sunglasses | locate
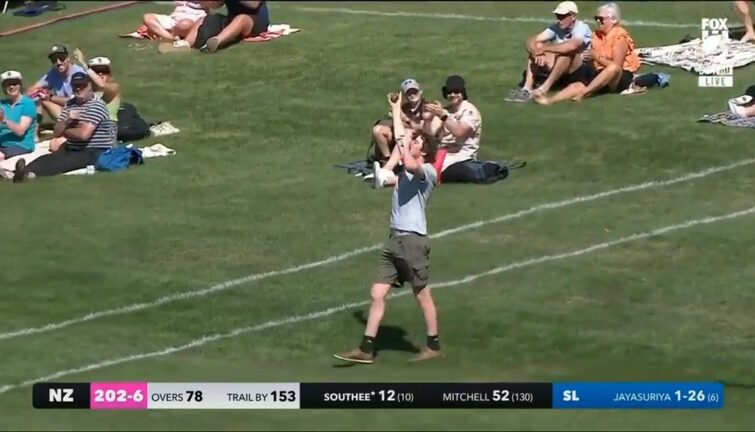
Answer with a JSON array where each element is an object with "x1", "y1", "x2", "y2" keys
[
  {"x1": 446, "y1": 88, "x2": 463, "y2": 95},
  {"x1": 555, "y1": 13, "x2": 572, "y2": 20},
  {"x1": 50, "y1": 55, "x2": 67, "y2": 63},
  {"x1": 594, "y1": 15, "x2": 610, "y2": 23},
  {"x1": 2, "y1": 80, "x2": 21, "y2": 87}
]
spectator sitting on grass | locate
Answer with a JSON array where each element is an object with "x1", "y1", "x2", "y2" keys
[
  {"x1": 167, "y1": 0, "x2": 270, "y2": 53},
  {"x1": 142, "y1": 1, "x2": 208, "y2": 41},
  {"x1": 0, "y1": 71, "x2": 37, "y2": 161},
  {"x1": 371, "y1": 78, "x2": 433, "y2": 167},
  {"x1": 72, "y1": 49, "x2": 121, "y2": 124},
  {"x1": 506, "y1": 1, "x2": 593, "y2": 102},
  {"x1": 535, "y1": 2, "x2": 641, "y2": 105},
  {"x1": 13, "y1": 72, "x2": 116, "y2": 183},
  {"x1": 373, "y1": 75, "x2": 482, "y2": 188},
  {"x1": 26, "y1": 44, "x2": 86, "y2": 123}
]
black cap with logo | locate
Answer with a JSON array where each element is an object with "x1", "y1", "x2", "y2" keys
[{"x1": 48, "y1": 44, "x2": 68, "y2": 58}]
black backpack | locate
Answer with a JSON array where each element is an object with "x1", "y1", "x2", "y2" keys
[{"x1": 117, "y1": 102, "x2": 150, "y2": 142}]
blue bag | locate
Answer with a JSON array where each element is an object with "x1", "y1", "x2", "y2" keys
[{"x1": 96, "y1": 144, "x2": 144, "y2": 172}]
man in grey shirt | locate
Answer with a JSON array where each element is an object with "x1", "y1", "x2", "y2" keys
[{"x1": 335, "y1": 91, "x2": 442, "y2": 364}]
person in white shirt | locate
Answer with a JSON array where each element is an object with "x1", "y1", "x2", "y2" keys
[{"x1": 506, "y1": 1, "x2": 593, "y2": 102}]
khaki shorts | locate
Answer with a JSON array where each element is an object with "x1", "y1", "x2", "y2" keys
[{"x1": 375, "y1": 232, "x2": 430, "y2": 290}]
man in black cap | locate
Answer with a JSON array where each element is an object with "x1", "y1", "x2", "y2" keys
[
  {"x1": 423, "y1": 75, "x2": 482, "y2": 173},
  {"x1": 13, "y1": 72, "x2": 116, "y2": 182},
  {"x1": 27, "y1": 44, "x2": 86, "y2": 122}
]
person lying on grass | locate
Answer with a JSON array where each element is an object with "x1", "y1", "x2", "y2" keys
[
  {"x1": 534, "y1": 2, "x2": 641, "y2": 105},
  {"x1": 728, "y1": 84, "x2": 755, "y2": 118}
]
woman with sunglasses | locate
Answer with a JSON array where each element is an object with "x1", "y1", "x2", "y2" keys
[
  {"x1": 73, "y1": 49, "x2": 121, "y2": 124},
  {"x1": 535, "y1": 2, "x2": 640, "y2": 105},
  {"x1": 0, "y1": 71, "x2": 37, "y2": 162}
]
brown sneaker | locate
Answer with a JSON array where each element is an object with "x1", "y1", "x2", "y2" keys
[
  {"x1": 408, "y1": 347, "x2": 443, "y2": 363},
  {"x1": 334, "y1": 348, "x2": 374, "y2": 364}
]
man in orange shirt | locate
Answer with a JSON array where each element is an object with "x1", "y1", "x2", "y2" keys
[{"x1": 535, "y1": 2, "x2": 641, "y2": 105}]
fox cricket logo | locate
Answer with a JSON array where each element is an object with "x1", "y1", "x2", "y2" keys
[{"x1": 698, "y1": 18, "x2": 734, "y2": 88}]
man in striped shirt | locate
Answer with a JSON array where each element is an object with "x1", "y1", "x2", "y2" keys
[{"x1": 14, "y1": 72, "x2": 116, "y2": 182}]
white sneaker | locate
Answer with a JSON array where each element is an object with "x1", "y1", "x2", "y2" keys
[
  {"x1": 373, "y1": 161, "x2": 384, "y2": 188},
  {"x1": 373, "y1": 163, "x2": 397, "y2": 189}
]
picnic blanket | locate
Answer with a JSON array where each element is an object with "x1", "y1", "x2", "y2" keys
[
  {"x1": 697, "y1": 111, "x2": 755, "y2": 129},
  {"x1": 637, "y1": 38, "x2": 755, "y2": 75},
  {"x1": 119, "y1": 23, "x2": 300, "y2": 42},
  {"x1": 0, "y1": 142, "x2": 177, "y2": 179}
]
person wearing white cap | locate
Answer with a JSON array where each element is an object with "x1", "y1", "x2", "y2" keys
[
  {"x1": 534, "y1": 2, "x2": 641, "y2": 104},
  {"x1": 73, "y1": 49, "x2": 121, "y2": 122},
  {"x1": 0, "y1": 71, "x2": 37, "y2": 161},
  {"x1": 505, "y1": 1, "x2": 593, "y2": 102},
  {"x1": 371, "y1": 78, "x2": 432, "y2": 166}
]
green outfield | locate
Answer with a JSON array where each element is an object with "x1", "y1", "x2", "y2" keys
[{"x1": 0, "y1": 1, "x2": 753, "y2": 430}]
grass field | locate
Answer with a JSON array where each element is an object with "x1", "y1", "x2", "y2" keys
[{"x1": 0, "y1": 1, "x2": 754, "y2": 430}]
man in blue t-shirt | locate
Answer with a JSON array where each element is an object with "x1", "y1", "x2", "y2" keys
[
  {"x1": 506, "y1": 1, "x2": 593, "y2": 102},
  {"x1": 0, "y1": 71, "x2": 37, "y2": 161},
  {"x1": 26, "y1": 44, "x2": 86, "y2": 121}
]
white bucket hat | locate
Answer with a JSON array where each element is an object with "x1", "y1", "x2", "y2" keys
[
  {"x1": 0, "y1": 70, "x2": 23, "y2": 84},
  {"x1": 87, "y1": 56, "x2": 111, "y2": 67}
]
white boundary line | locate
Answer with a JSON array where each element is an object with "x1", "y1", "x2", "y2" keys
[
  {"x1": 0, "y1": 157, "x2": 753, "y2": 341},
  {"x1": 1, "y1": 206, "x2": 752, "y2": 396},
  {"x1": 292, "y1": 7, "x2": 702, "y2": 29}
]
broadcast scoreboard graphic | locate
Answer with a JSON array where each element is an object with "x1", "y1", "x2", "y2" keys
[{"x1": 33, "y1": 382, "x2": 724, "y2": 410}]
